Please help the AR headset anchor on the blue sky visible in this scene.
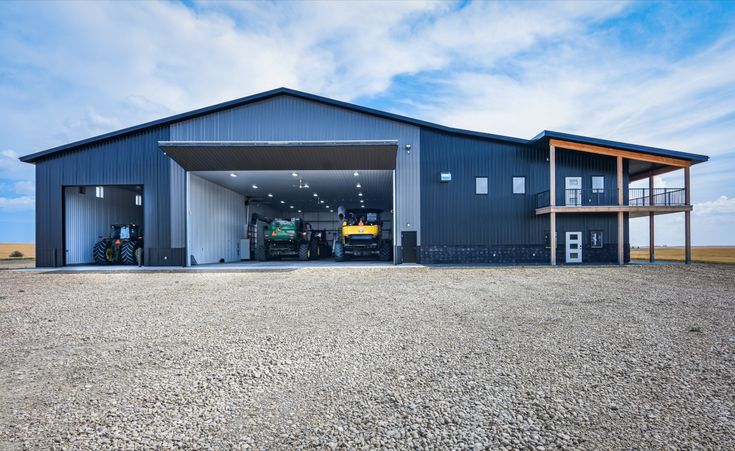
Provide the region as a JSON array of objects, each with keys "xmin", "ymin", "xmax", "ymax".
[{"xmin": 1, "ymin": 0, "xmax": 734, "ymax": 245}]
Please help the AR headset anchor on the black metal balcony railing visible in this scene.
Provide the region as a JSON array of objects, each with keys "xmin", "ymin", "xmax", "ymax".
[
  {"xmin": 536, "ymin": 188, "xmax": 686, "ymax": 209},
  {"xmin": 628, "ymin": 188, "xmax": 687, "ymax": 206}
]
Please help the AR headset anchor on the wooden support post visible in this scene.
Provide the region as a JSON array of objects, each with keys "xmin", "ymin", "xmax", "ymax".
[
  {"xmin": 649, "ymin": 174, "xmax": 655, "ymax": 263},
  {"xmin": 617, "ymin": 156, "xmax": 624, "ymax": 265},
  {"xmin": 685, "ymin": 166, "xmax": 691, "ymax": 264},
  {"xmin": 550, "ymin": 144, "xmax": 556, "ymax": 265}
]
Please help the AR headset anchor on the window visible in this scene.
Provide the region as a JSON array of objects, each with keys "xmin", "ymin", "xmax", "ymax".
[
  {"xmin": 95, "ymin": 186, "xmax": 104, "ymax": 198},
  {"xmin": 512, "ymin": 176, "xmax": 526, "ymax": 194},
  {"xmin": 592, "ymin": 176, "xmax": 604, "ymax": 194},
  {"xmin": 135, "ymin": 194, "xmax": 142, "ymax": 206},
  {"xmin": 590, "ymin": 230, "xmax": 603, "ymax": 248},
  {"xmin": 475, "ymin": 177, "xmax": 488, "ymax": 195}
]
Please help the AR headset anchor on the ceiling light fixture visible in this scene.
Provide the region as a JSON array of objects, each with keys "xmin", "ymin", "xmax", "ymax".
[
  {"xmin": 360, "ymin": 199, "xmax": 364, "ymax": 203},
  {"xmin": 252, "ymin": 184, "xmax": 258, "ymax": 189},
  {"xmin": 298, "ymin": 209, "xmax": 302, "ymax": 213},
  {"xmin": 280, "ymin": 200, "xmax": 285, "ymax": 204},
  {"xmin": 313, "ymin": 193, "xmax": 318, "ymax": 197},
  {"xmin": 229, "ymin": 173, "xmax": 237, "ymax": 178},
  {"xmin": 353, "ymin": 171, "xmax": 359, "ymax": 176},
  {"xmin": 356, "ymin": 183, "xmax": 361, "ymax": 188},
  {"xmin": 330, "ymin": 209, "xmax": 334, "ymax": 212},
  {"xmin": 267, "ymin": 193, "xmax": 273, "ymax": 198},
  {"xmin": 320, "ymin": 200, "xmax": 325, "ymax": 204},
  {"xmin": 361, "ymin": 205, "xmax": 365, "ymax": 208},
  {"xmin": 290, "ymin": 205, "xmax": 294, "ymax": 209},
  {"xmin": 291, "ymin": 172, "xmax": 298, "ymax": 177},
  {"xmin": 303, "ymin": 183, "xmax": 309, "ymax": 188},
  {"xmin": 358, "ymin": 192, "xmax": 363, "ymax": 197}
]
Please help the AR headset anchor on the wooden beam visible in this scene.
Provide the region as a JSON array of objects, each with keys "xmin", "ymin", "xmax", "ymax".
[
  {"xmin": 685, "ymin": 166, "xmax": 691, "ymax": 264},
  {"xmin": 550, "ymin": 212, "xmax": 556, "ymax": 266},
  {"xmin": 649, "ymin": 174, "xmax": 655, "ymax": 263},
  {"xmin": 536, "ymin": 205, "xmax": 692, "ymax": 215},
  {"xmin": 549, "ymin": 139, "xmax": 692, "ymax": 168},
  {"xmin": 550, "ymin": 143, "xmax": 556, "ymax": 266},
  {"xmin": 617, "ymin": 156, "xmax": 623, "ymax": 206},
  {"xmin": 618, "ymin": 211, "xmax": 624, "ymax": 265},
  {"xmin": 630, "ymin": 165, "xmax": 680, "ymax": 182},
  {"xmin": 549, "ymin": 144, "xmax": 556, "ymax": 207}
]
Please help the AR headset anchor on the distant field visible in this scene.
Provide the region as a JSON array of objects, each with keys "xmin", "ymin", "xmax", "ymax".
[
  {"xmin": 631, "ymin": 246, "xmax": 735, "ymax": 264},
  {"xmin": 0, "ymin": 243, "xmax": 35, "ymax": 259}
]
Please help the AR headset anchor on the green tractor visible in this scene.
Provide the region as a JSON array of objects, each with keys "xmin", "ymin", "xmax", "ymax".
[
  {"xmin": 93, "ymin": 224, "xmax": 144, "ymax": 266},
  {"xmin": 255, "ymin": 217, "xmax": 319, "ymax": 261}
]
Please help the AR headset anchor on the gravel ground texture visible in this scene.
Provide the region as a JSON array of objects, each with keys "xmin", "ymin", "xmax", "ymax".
[{"xmin": 1, "ymin": 265, "xmax": 733, "ymax": 450}]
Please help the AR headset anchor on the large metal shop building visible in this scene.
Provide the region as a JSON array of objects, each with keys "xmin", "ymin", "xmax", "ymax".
[{"xmin": 20, "ymin": 88, "xmax": 708, "ymax": 267}]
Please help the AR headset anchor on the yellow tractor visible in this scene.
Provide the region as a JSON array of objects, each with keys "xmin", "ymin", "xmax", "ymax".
[{"xmin": 334, "ymin": 208, "xmax": 392, "ymax": 261}]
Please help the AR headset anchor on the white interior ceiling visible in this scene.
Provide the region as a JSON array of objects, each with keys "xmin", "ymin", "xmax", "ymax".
[{"xmin": 192, "ymin": 170, "xmax": 393, "ymax": 212}]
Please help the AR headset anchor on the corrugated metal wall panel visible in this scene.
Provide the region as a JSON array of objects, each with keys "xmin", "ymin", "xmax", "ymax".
[
  {"xmin": 170, "ymin": 95, "xmax": 420, "ymax": 246},
  {"xmin": 33, "ymin": 126, "xmax": 179, "ymax": 267},
  {"xmin": 420, "ymin": 130, "xmax": 627, "ymax": 249},
  {"xmin": 189, "ymin": 175, "xmax": 246, "ymax": 264},
  {"xmin": 64, "ymin": 186, "xmax": 143, "ymax": 264}
]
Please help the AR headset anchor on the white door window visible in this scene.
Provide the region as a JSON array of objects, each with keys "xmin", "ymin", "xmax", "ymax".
[
  {"xmin": 565, "ymin": 177, "xmax": 582, "ymax": 206},
  {"xmin": 566, "ymin": 232, "xmax": 582, "ymax": 263}
]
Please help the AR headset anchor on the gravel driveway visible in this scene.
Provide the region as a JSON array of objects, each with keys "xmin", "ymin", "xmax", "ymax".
[{"xmin": 1, "ymin": 265, "xmax": 733, "ymax": 450}]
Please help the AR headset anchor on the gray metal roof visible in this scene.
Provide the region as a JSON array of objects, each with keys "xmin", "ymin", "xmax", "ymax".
[{"xmin": 20, "ymin": 87, "xmax": 709, "ymax": 164}]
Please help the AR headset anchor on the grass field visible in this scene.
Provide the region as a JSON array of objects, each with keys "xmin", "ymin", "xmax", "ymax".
[
  {"xmin": 0, "ymin": 243, "xmax": 35, "ymax": 259},
  {"xmin": 631, "ymin": 246, "xmax": 735, "ymax": 264}
]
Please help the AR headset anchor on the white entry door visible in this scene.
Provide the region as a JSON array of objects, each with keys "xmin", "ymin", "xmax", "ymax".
[
  {"xmin": 566, "ymin": 232, "xmax": 582, "ymax": 263},
  {"xmin": 565, "ymin": 177, "xmax": 582, "ymax": 206}
]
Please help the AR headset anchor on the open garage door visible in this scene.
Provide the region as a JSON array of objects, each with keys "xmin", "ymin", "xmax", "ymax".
[
  {"xmin": 63, "ymin": 185, "xmax": 144, "ymax": 265},
  {"xmin": 161, "ymin": 140, "xmax": 398, "ymax": 266}
]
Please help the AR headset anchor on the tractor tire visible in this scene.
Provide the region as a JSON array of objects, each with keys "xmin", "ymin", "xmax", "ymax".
[
  {"xmin": 334, "ymin": 242, "xmax": 345, "ymax": 262},
  {"xmin": 135, "ymin": 247, "xmax": 143, "ymax": 267},
  {"xmin": 93, "ymin": 241, "xmax": 108, "ymax": 264},
  {"xmin": 309, "ymin": 241, "xmax": 319, "ymax": 260},
  {"xmin": 298, "ymin": 242, "xmax": 310, "ymax": 261},
  {"xmin": 256, "ymin": 245, "xmax": 268, "ymax": 261},
  {"xmin": 379, "ymin": 241, "xmax": 392, "ymax": 261},
  {"xmin": 121, "ymin": 241, "xmax": 137, "ymax": 265}
]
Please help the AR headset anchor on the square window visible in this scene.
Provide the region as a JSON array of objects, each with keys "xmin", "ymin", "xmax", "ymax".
[
  {"xmin": 590, "ymin": 230, "xmax": 603, "ymax": 248},
  {"xmin": 95, "ymin": 186, "xmax": 104, "ymax": 198},
  {"xmin": 512, "ymin": 176, "xmax": 526, "ymax": 194},
  {"xmin": 475, "ymin": 177, "xmax": 488, "ymax": 195},
  {"xmin": 592, "ymin": 176, "xmax": 604, "ymax": 194}
]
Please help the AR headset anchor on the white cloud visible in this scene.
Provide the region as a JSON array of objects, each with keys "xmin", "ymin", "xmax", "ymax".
[
  {"xmin": 0, "ymin": 196, "xmax": 35, "ymax": 211},
  {"xmin": 693, "ymin": 195, "xmax": 735, "ymax": 216},
  {"xmin": 0, "ymin": 149, "xmax": 34, "ymax": 181},
  {"xmin": 13, "ymin": 180, "xmax": 34, "ymax": 196}
]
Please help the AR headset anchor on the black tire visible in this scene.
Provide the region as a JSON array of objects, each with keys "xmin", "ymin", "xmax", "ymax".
[
  {"xmin": 298, "ymin": 242, "xmax": 309, "ymax": 261},
  {"xmin": 256, "ymin": 245, "xmax": 268, "ymax": 261},
  {"xmin": 93, "ymin": 241, "xmax": 108, "ymax": 264},
  {"xmin": 334, "ymin": 242, "xmax": 345, "ymax": 262},
  {"xmin": 121, "ymin": 241, "xmax": 137, "ymax": 265},
  {"xmin": 309, "ymin": 241, "xmax": 319, "ymax": 260},
  {"xmin": 379, "ymin": 241, "xmax": 392, "ymax": 261},
  {"xmin": 135, "ymin": 247, "xmax": 143, "ymax": 267}
]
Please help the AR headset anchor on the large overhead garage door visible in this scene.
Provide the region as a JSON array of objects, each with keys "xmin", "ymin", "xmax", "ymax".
[{"xmin": 160, "ymin": 141, "xmax": 398, "ymax": 266}]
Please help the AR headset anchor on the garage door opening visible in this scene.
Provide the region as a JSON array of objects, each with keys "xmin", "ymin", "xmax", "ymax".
[
  {"xmin": 63, "ymin": 185, "xmax": 144, "ymax": 265},
  {"xmin": 186, "ymin": 170, "xmax": 394, "ymax": 266}
]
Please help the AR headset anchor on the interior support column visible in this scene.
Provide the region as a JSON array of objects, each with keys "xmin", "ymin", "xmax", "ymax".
[
  {"xmin": 550, "ymin": 144, "xmax": 556, "ymax": 265},
  {"xmin": 649, "ymin": 173, "xmax": 655, "ymax": 263},
  {"xmin": 685, "ymin": 166, "xmax": 691, "ymax": 264},
  {"xmin": 617, "ymin": 156, "xmax": 624, "ymax": 265}
]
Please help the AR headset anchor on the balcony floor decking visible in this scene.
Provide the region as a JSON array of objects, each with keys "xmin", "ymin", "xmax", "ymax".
[{"xmin": 535, "ymin": 204, "xmax": 692, "ymax": 218}]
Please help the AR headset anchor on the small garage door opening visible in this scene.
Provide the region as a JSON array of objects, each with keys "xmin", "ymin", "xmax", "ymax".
[
  {"xmin": 187, "ymin": 170, "xmax": 394, "ymax": 265},
  {"xmin": 63, "ymin": 185, "xmax": 144, "ymax": 265}
]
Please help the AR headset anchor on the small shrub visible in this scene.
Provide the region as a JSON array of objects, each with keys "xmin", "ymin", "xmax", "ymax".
[{"xmin": 9, "ymin": 250, "xmax": 24, "ymax": 258}]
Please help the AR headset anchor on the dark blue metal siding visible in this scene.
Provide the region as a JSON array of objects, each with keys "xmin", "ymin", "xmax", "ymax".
[
  {"xmin": 420, "ymin": 129, "xmax": 549, "ymax": 246},
  {"xmin": 33, "ymin": 126, "xmax": 184, "ymax": 267},
  {"xmin": 554, "ymin": 148, "xmax": 630, "ymax": 205},
  {"xmin": 420, "ymin": 130, "xmax": 628, "ymax": 255}
]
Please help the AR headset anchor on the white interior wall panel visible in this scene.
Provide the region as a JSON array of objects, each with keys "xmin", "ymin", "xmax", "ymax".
[
  {"xmin": 170, "ymin": 95, "xmax": 420, "ymax": 246},
  {"xmin": 64, "ymin": 186, "xmax": 143, "ymax": 265},
  {"xmin": 189, "ymin": 175, "xmax": 246, "ymax": 264}
]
